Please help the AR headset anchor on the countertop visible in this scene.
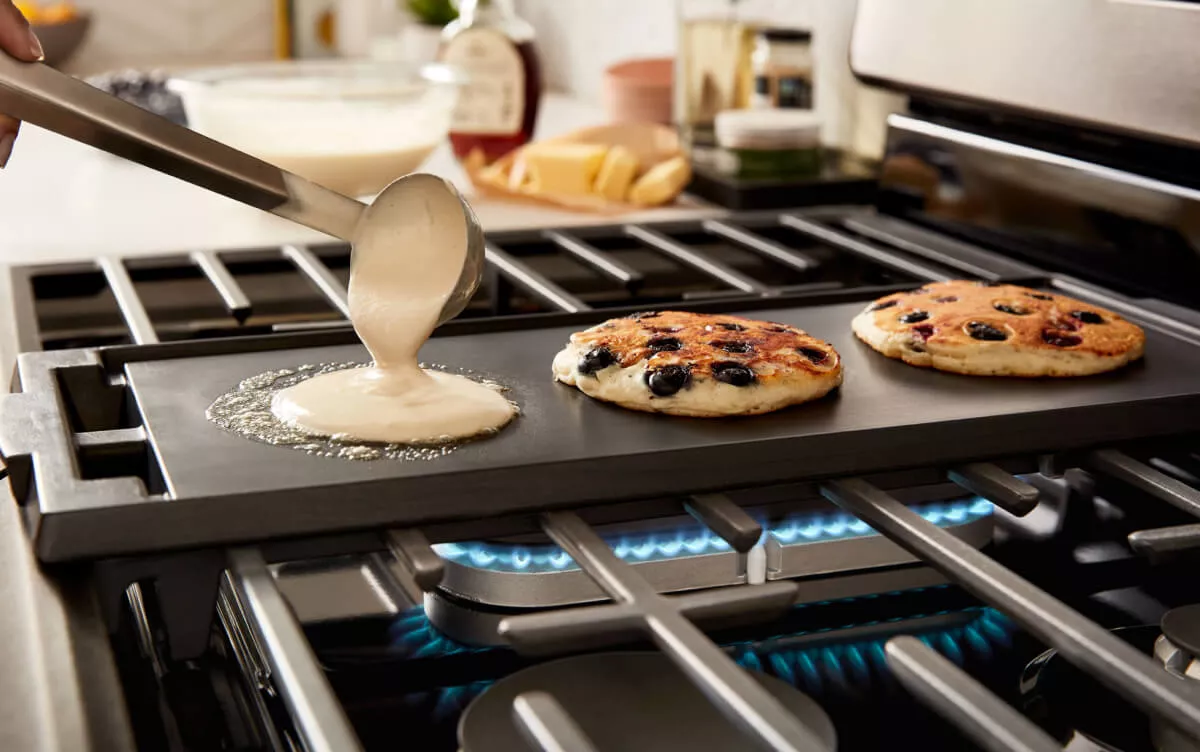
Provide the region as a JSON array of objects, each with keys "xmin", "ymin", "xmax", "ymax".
[{"xmin": 0, "ymin": 93, "xmax": 722, "ymax": 266}]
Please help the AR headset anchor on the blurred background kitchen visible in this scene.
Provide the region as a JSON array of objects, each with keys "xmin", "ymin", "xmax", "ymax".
[{"xmin": 0, "ymin": 0, "xmax": 907, "ymax": 376}]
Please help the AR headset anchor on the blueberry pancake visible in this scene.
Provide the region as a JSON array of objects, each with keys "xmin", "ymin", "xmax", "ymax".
[
  {"xmin": 851, "ymin": 280, "xmax": 1145, "ymax": 377},
  {"xmin": 552, "ymin": 311, "xmax": 843, "ymax": 417}
]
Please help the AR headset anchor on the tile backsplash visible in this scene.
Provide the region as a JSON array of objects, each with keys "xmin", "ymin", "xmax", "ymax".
[{"xmin": 61, "ymin": 0, "xmax": 275, "ymax": 75}]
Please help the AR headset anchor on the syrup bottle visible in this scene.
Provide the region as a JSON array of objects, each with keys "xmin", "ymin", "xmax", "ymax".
[{"xmin": 440, "ymin": 0, "xmax": 543, "ymax": 165}]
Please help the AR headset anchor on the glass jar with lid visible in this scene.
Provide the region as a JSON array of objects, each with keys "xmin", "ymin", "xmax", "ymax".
[
  {"xmin": 674, "ymin": 0, "xmax": 788, "ymax": 153},
  {"xmin": 751, "ymin": 28, "xmax": 813, "ymax": 110}
]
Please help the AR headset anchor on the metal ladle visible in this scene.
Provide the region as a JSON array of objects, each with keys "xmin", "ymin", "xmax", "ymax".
[{"xmin": 0, "ymin": 57, "xmax": 485, "ymax": 325}]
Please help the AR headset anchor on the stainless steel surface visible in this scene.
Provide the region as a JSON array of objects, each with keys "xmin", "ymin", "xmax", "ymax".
[
  {"xmin": 852, "ymin": 0, "xmax": 1200, "ymax": 147},
  {"xmin": 385, "ymin": 528, "xmax": 444, "ymax": 591},
  {"xmin": 190, "ymin": 251, "xmax": 252, "ymax": 322},
  {"xmin": 536, "ymin": 511, "xmax": 829, "ymax": 752},
  {"xmin": 625, "ymin": 225, "xmax": 768, "ymax": 294},
  {"xmin": 0, "ymin": 56, "xmax": 363, "ymax": 239},
  {"xmin": 886, "ymin": 636, "xmax": 1062, "ymax": 752},
  {"xmin": 1088, "ymin": 449, "xmax": 1200, "ymax": 519},
  {"xmin": 281, "ymin": 244, "xmax": 350, "ymax": 319},
  {"xmin": 1127, "ymin": 523, "xmax": 1200, "ymax": 558},
  {"xmin": 684, "ymin": 494, "xmax": 763, "ymax": 553},
  {"xmin": 97, "ymin": 257, "xmax": 158, "ymax": 345},
  {"xmin": 227, "ymin": 547, "xmax": 363, "ymax": 752},
  {"xmin": 513, "ymin": 692, "xmax": 599, "ymax": 752},
  {"xmin": 0, "ymin": 486, "xmax": 134, "ymax": 752},
  {"xmin": 821, "ymin": 478, "xmax": 1200, "ymax": 744},
  {"xmin": 949, "ymin": 464, "xmax": 1040, "ymax": 517}
]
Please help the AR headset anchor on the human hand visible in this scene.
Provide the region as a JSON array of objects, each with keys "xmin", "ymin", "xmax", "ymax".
[{"xmin": 0, "ymin": 1, "xmax": 45, "ymax": 167}]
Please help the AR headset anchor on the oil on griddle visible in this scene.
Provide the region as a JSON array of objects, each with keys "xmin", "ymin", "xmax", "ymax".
[{"xmin": 205, "ymin": 361, "xmax": 519, "ymax": 461}]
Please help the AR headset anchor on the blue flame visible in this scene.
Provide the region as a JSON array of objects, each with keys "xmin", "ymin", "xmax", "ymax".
[
  {"xmin": 730, "ymin": 608, "xmax": 1014, "ymax": 695},
  {"xmin": 390, "ymin": 604, "xmax": 1015, "ymax": 721},
  {"xmin": 433, "ymin": 497, "xmax": 993, "ymax": 574}
]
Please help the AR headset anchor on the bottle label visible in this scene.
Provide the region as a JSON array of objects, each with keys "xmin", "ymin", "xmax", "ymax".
[
  {"xmin": 776, "ymin": 75, "xmax": 812, "ymax": 109},
  {"xmin": 442, "ymin": 28, "xmax": 525, "ymax": 136}
]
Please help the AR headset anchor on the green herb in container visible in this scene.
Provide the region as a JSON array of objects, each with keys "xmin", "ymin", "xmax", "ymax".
[{"xmin": 714, "ymin": 109, "xmax": 822, "ymax": 180}]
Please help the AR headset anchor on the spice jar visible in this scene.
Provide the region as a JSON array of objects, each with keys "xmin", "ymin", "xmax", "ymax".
[{"xmin": 751, "ymin": 28, "xmax": 813, "ymax": 110}]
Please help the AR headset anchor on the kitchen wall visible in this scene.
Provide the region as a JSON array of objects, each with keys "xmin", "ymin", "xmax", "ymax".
[
  {"xmin": 514, "ymin": 0, "xmax": 814, "ymax": 102},
  {"xmin": 63, "ymin": 0, "xmax": 274, "ymax": 75}
]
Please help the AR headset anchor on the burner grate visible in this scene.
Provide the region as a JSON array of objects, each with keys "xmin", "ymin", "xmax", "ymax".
[{"xmin": 10, "ymin": 208, "xmax": 1049, "ymax": 354}]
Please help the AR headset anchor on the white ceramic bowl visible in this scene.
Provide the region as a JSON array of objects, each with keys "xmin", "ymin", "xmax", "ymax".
[{"xmin": 168, "ymin": 60, "xmax": 462, "ymax": 198}]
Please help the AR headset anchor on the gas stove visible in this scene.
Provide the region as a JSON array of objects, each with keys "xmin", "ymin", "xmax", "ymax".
[{"xmin": 5, "ymin": 3, "xmax": 1200, "ymax": 751}]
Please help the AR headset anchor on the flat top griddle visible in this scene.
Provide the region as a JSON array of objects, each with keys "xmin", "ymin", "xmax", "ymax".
[{"xmin": 9, "ymin": 299, "xmax": 1200, "ymax": 561}]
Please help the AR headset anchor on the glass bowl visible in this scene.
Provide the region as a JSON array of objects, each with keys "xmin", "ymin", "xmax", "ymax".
[{"xmin": 168, "ymin": 60, "xmax": 463, "ymax": 198}]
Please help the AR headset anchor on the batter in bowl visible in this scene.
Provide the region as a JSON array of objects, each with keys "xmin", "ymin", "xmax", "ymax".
[{"xmin": 271, "ymin": 176, "xmax": 516, "ymax": 444}]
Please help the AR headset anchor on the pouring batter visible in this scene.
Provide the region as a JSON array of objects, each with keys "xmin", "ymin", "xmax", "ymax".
[{"xmin": 271, "ymin": 175, "xmax": 517, "ymax": 444}]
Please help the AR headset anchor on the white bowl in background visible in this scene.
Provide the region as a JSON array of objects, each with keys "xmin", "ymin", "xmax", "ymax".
[{"xmin": 168, "ymin": 60, "xmax": 463, "ymax": 198}]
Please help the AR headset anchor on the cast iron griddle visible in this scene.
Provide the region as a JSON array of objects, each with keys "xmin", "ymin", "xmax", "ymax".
[{"xmin": 8, "ymin": 300, "xmax": 1200, "ymax": 561}]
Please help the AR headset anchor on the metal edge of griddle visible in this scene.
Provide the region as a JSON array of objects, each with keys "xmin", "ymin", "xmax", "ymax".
[{"xmin": 26, "ymin": 392, "xmax": 1199, "ymax": 562}]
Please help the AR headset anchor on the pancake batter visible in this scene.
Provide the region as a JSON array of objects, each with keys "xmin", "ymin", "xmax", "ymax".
[{"xmin": 271, "ymin": 175, "xmax": 516, "ymax": 444}]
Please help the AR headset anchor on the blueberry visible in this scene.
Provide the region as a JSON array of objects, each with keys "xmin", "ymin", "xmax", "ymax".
[
  {"xmin": 715, "ymin": 341, "xmax": 754, "ymax": 354},
  {"xmin": 932, "ymin": 296, "xmax": 958, "ymax": 303},
  {"xmin": 1042, "ymin": 330, "xmax": 1083, "ymax": 347},
  {"xmin": 1070, "ymin": 311, "xmax": 1104, "ymax": 325},
  {"xmin": 797, "ymin": 347, "xmax": 828, "ymax": 364},
  {"xmin": 645, "ymin": 365, "xmax": 692, "ymax": 396},
  {"xmin": 647, "ymin": 337, "xmax": 682, "ymax": 353},
  {"xmin": 1025, "ymin": 292, "xmax": 1054, "ymax": 301},
  {"xmin": 870, "ymin": 300, "xmax": 899, "ymax": 311},
  {"xmin": 993, "ymin": 303, "xmax": 1030, "ymax": 315},
  {"xmin": 899, "ymin": 310, "xmax": 930, "ymax": 324},
  {"xmin": 965, "ymin": 321, "xmax": 1008, "ymax": 341},
  {"xmin": 911, "ymin": 324, "xmax": 936, "ymax": 341},
  {"xmin": 578, "ymin": 346, "xmax": 616, "ymax": 376},
  {"xmin": 718, "ymin": 322, "xmax": 747, "ymax": 332},
  {"xmin": 712, "ymin": 362, "xmax": 755, "ymax": 387}
]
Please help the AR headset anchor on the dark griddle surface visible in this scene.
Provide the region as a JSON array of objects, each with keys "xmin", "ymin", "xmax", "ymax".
[{"xmin": 19, "ymin": 300, "xmax": 1200, "ymax": 560}]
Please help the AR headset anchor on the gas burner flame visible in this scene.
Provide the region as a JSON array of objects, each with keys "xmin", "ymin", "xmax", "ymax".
[{"xmin": 434, "ymin": 498, "xmax": 993, "ymax": 573}]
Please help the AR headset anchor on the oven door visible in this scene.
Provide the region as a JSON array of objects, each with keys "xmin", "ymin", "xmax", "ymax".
[{"xmin": 850, "ymin": 0, "xmax": 1200, "ymax": 148}]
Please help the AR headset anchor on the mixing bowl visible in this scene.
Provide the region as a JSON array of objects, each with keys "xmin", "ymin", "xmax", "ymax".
[{"xmin": 168, "ymin": 60, "xmax": 463, "ymax": 197}]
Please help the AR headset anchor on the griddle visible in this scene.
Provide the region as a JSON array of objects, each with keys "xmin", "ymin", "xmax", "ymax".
[{"xmin": 5, "ymin": 296, "xmax": 1200, "ymax": 562}]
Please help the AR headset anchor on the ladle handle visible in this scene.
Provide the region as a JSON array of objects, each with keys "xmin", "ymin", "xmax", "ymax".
[{"xmin": 0, "ymin": 56, "xmax": 365, "ymax": 240}]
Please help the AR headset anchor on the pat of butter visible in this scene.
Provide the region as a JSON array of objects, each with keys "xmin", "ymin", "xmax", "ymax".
[
  {"xmin": 593, "ymin": 145, "xmax": 640, "ymax": 202},
  {"xmin": 628, "ymin": 156, "xmax": 692, "ymax": 207},
  {"xmin": 514, "ymin": 143, "xmax": 610, "ymax": 196}
]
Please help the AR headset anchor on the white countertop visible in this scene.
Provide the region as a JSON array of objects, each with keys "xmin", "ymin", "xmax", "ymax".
[{"xmin": 0, "ymin": 94, "xmax": 722, "ymax": 266}]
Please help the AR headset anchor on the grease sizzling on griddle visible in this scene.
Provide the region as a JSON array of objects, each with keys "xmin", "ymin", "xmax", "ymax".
[{"xmin": 271, "ymin": 175, "xmax": 517, "ymax": 444}]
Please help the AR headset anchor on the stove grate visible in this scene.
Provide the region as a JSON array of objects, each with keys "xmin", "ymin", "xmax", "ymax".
[{"xmin": 10, "ymin": 208, "xmax": 1052, "ymax": 354}]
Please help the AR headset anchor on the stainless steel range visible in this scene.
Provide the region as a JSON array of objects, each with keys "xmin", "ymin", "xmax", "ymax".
[{"xmin": 4, "ymin": 2, "xmax": 1200, "ymax": 751}]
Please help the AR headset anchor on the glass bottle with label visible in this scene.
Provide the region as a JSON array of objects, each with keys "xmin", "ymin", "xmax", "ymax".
[{"xmin": 440, "ymin": 0, "xmax": 543, "ymax": 165}]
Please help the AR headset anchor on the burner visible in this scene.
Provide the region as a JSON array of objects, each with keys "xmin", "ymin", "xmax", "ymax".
[
  {"xmin": 1021, "ymin": 625, "xmax": 1159, "ymax": 751},
  {"xmin": 457, "ymin": 652, "xmax": 837, "ymax": 752},
  {"xmin": 1161, "ymin": 605, "xmax": 1200, "ymax": 661},
  {"xmin": 1153, "ymin": 606, "xmax": 1200, "ymax": 752}
]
